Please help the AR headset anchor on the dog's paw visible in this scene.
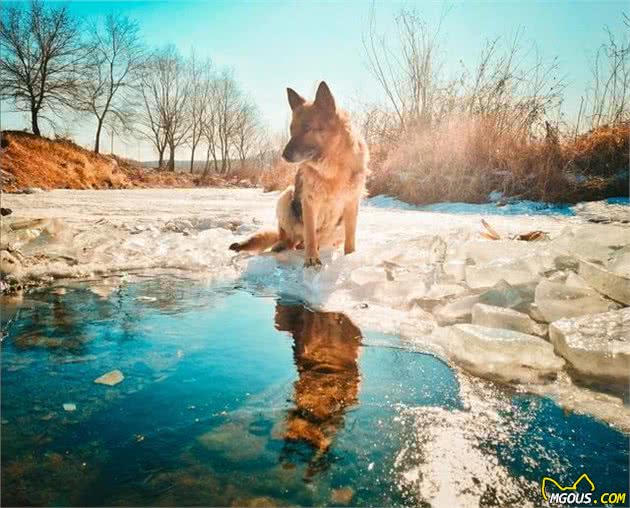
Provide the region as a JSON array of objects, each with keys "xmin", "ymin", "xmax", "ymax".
[
  {"xmin": 229, "ymin": 242, "xmax": 242, "ymax": 252},
  {"xmin": 304, "ymin": 256, "xmax": 322, "ymax": 270}
]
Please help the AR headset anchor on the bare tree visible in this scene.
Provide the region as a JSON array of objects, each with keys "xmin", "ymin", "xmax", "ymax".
[
  {"xmin": 587, "ymin": 17, "xmax": 630, "ymax": 128},
  {"xmin": 461, "ymin": 33, "xmax": 565, "ymax": 138},
  {"xmin": 186, "ymin": 53, "xmax": 212, "ymax": 173},
  {"xmin": 363, "ymin": 7, "xmax": 446, "ymax": 132},
  {"xmin": 362, "ymin": 7, "xmax": 564, "ymax": 143},
  {"xmin": 232, "ymin": 100, "xmax": 259, "ymax": 169},
  {"xmin": 79, "ymin": 14, "xmax": 144, "ymax": 153},
  {"xmin": 0, "ymin": 0, "xmax": 85, "ymax": 136},
  {"xmin": 213, "ymin": 71, "xmax": 241, "ymax": 174},
  {"xmin": 139, "ymin": 71, "xmax": 168, "ymax": 168},
  {"xmin": 202, "ymin": 87, "xmax": 220, "ymax": 173},
  {"xmin": 138, "ymin": 46, "xmax": 190, "ymax": 171}
]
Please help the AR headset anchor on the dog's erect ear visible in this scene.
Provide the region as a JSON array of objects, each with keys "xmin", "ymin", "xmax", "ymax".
[
  {"xmin": 287, "ymin": 88, "xmax": 305, "ymax": 111},
  {"xmin": 314, "ymin": 81, "xmax": 335, "ymax": 113}
]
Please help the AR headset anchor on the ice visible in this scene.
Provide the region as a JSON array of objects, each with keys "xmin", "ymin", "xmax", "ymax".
[
  {"xmin": 465, "ymin": 259, "xmax": 539, "ymax": 289},
  {"xmin": 478, "ymin": 279, "xmax": 531, "ymax": 309},
  {"xmin": 433, "ymin": 294, "xmax": 481, "ymax": 326},
  {"xmin": 0, "ymin": 251, "xmax": 23, "ymax": 279},
  {"xmin": 578, "ymin": 259, "xmax": 630, "ymax": 305},
  {"xmin": 549, "ymin": 308, "xmax": 630, "ymax": 382},
  {"xmin": 550, "ymin": 224, "xmax": 630, "ymax": 268},
  {"xmin": 564, "ymin": 272, "xmax": 591, "ymax": 289},
  {"xmin": 472, "ymin": 304, "xmax": 546, "ymax": 337},
  {"xmin": 433, "ymin": 280, "xmax": 532, "ymax": 326},
  {"xmin": 352, "ymin": 280, "xmax": 428, "ymax": 309},
  {"xmin": 464, "ymin": 240, "xmax": 538, "ymax": 265},
  {"xmin": 350, "ymin": 266, "xmax": 389, "ymax": 285},
  {"xmin": 385, "ymin": 236, "xmax": 447, "ymax": 266},
  {"xmin": 609, "ymin": 245, "xmax": 630, "ymax": 277},
  {"xmin": 526, "ymin": 371, "xmax": 630, "ymax": 433},
  {"xmin": 426, "ymin": 284, "xmax": 467, "ymax": 299},
  {"xmin": 2, "ymin": 187, "xmax": 629, "ymax": 432},
  {"xmin": 433, "ymin": 324, "xmax": 564, "ymax": 384},
  {"xmin": 534, "ymin": 279, "xmax": 615, "ymax": 323}
]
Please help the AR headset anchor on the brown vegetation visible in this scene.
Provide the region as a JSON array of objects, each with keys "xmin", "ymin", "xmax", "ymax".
[
  {"xmin": 367, "ymin": 120, "xmax": 629, "ymax": 205},
  {"xmin": 259, "ymin": 159, "xmax": 296, "ymax": 192},
  {"xmin": 357, "ymin": 8, "xmax": 629, "ymax": 205},
  {"xmin": 0, "ymin": 131, "xmax": 257, "ymax": 192}
]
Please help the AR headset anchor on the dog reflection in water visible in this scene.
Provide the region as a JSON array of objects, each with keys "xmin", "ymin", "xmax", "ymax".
[{"xmin": 274, "ymin": 303, "xmax": 361, "ymax": 478}]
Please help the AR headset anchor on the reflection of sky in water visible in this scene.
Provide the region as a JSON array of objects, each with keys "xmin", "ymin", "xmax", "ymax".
[{"xmin": 1, "ymin": 277, "xmax": 628, "ymax": 506}]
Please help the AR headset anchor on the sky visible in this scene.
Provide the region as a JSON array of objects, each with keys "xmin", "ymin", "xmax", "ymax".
[{"xmin": 1, "ymin": 0, "xmax": 627, "ymax": 161}]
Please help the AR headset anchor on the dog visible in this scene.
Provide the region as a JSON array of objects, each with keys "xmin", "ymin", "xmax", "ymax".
[{"xmin": 229, "ymin": 81, "xmax": 369, "ymax": 268}]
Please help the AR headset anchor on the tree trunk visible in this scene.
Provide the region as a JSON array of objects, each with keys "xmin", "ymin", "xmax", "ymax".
[
  {"xmin": 94, "ymin": 119, "xmax": 104, "ymax": 153},
  {"xmin": 158, "ymin": 149, "xmax": 165, "ymax": 170},
  {"xmin": 31, "ymin": 110, "xmax": 41, "ymax": 137},
  {"xmin": 190, "ymin": 146, "xmax": 196, "ymax": 174},
  {"xmin": 204, "ymin": 147, "xmax": 211, "ymax": 172},
  {"xmin": 168, "ymin": 144, "xmax": 176, "ymax": 172}
]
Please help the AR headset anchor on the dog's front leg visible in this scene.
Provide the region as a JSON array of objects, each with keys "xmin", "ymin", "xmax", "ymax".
[
  {"xmin": 343, "ymin": 198, "xmax": 359, "ymax": 255},
  {"xmin": 303, "ymin": 200, "xmax": 321, "ymax": 268}
]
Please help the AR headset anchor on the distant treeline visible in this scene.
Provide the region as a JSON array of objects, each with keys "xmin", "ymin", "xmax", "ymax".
[{"xmin": 0, "ymin": 0, "xmax": 275, "ymax": 174}]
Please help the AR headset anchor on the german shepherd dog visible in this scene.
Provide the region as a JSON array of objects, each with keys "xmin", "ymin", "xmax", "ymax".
[{"xmin": 229, "ymin": 82, "xmax": 369, "ymax": 268}]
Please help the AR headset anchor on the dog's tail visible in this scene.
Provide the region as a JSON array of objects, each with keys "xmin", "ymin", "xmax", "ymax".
[{"xmin": 229, "ymin": 230, "xmax": 280, "ymax": 253}]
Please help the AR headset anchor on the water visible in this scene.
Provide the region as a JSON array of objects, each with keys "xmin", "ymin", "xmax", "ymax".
[{"xmin": 1, "ymin": 276, "xmax": 628, "ymax": 506}]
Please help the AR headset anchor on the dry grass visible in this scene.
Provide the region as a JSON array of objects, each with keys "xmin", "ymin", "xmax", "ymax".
[
  {"xmin": 568, "ymin": 123, "xmax": 630, "ymax": 178},
  {"xmin": 0, "ymin": 131, "xmax": 258, "ymax": 192},
  {"xmin": 367, "ymin": 120, "xmax": 629, "ymax": 205},
  {"xmin": 1, "ymin": 131, "xmax": 131, "ymax": 191},
  {"xmin": 259, "ymin": 159, "xmax": 297, "ymax": 192}
]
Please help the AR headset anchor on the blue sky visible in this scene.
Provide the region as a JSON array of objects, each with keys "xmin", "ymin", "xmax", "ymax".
[{"xmin": 1, "ymin": 0, "xmax": 627, "ymax": 160}]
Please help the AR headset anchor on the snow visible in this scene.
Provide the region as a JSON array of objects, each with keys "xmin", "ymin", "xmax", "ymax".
[{"xmin": 2, "ymin": 187, "xmax": 630, "ymax": 431}]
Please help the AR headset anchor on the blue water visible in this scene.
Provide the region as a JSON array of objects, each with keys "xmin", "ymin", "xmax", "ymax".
[
  {"xmin": 368, "ymin": 195, "xmax": 630, "ymax": 217},
  {"xmin": 1, "ymin": 276, "xmax": 628, "ymax": 506}
]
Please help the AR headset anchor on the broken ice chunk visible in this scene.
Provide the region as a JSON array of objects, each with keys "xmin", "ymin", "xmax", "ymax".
[
  {"xmin": 549, "ymin": 308, "xmax": 630, "ymax": 382},
  {"xmin": 386, "ymin": 236, "xmax": 447, "ymax": 266},
  {"xmin": 472, "ymin": 303, "xmax": 546, "ymax": 337},
  {"xmin": 426, "ymin": 284, "xmax": 466, "ymax": 299},
  {"xmin": 609, "ymin": 245, "xmax": 630, "ymax": 278},
  {"xmin": 478, "ymin": 279, "xmax": 532, "ymax": 309},
  {"xmin": 350, "ymin": 266, "xmax": 388, "ymax": 286},
  {"xmin": 578, "ymin": 259, "xmax": 630, "ymax": 305},
  {"xmin": 441, "ymin": 324, "xmax": 565, "ymax": 384},
  {"xmin": 550, "ymin": 224, "xmax": 629, "ymax": 263},
  {"xmin": 534, "ymin": 279, "xmax": 614, "ymax": 323},
  {"xmin": 443, "ymin": 259, "xmax": 466, "ymax": 282},
  {"xmin": 564, "ymin": 272, "xmax": 591, "ymax": 289},
  {"xmin": 465, "ymin": 259, "xmax": 539, "ymax": 289},
  {"xmin": 94, "ymin": 369, "xmax": 125, "ymax": 386},
  {"xmin": 464, "ymin": 240, "xmax": 538, "ymax": 265},
  {"xmin": 353, "ymin": 280, "xmax": 427, "ymax": 309},
  {"xmin": 0, "ymin": 251, "xmax": 23, "ymax": 279},
  {"xmin": 433, "ymin": 294, "xmax": 481, "ymax": 326}
]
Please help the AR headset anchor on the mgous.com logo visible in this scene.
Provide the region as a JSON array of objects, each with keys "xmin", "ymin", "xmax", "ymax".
[{"xmin": 541, "ymin": 473, "xmax": 627, "ymax": 505}]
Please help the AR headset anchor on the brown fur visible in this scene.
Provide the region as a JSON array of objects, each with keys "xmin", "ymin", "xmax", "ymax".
[
  {"xmin": 274, "ymin": 303, "xmax": 361, "ymax": 476},
  {"xmin": 229, "ymin": 82, "xmax": 369, "ymax": 268}
]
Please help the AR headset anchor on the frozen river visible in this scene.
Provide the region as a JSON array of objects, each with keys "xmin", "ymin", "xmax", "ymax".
[{"xmin": 1, "ymin": 188, "xmax": 629, "ymax": 506}]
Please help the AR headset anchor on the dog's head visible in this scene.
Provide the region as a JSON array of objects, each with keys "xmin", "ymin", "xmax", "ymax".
[{"xmin": 282, "ymin": 81, "xmax": 340, "ymax": 164}]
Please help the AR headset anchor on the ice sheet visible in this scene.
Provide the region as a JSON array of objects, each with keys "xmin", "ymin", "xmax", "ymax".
[{"xmin": 2, "ymin": 188, "xmax": 629, "ymax": 433}]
